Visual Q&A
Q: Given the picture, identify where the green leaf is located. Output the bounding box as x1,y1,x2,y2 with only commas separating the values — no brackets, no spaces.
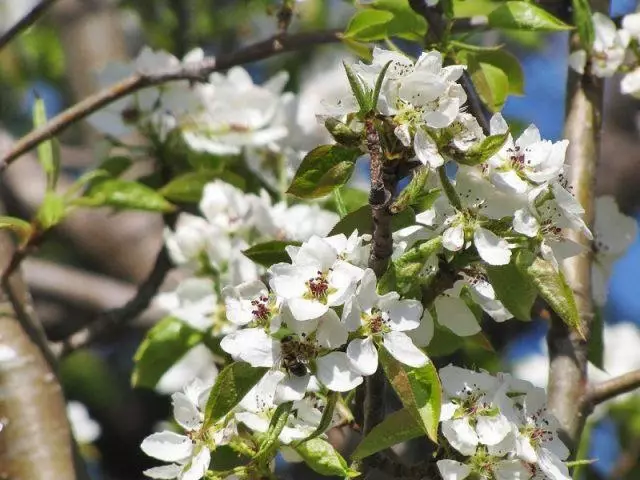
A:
160,170,220,203
325,187,369,214
519,252,583,337
295,391,339,445
390,166,430,214
324,118,361,148
461,49,524,96
96,155,133,178
379,237,442,296
486,251,537,321
488,2,573,32
344,9,394,42
329,204,415,237
0,216,33,246
33,96,60,190
427,322,465,357
352,408,424,460
78,179,176,212
342,62,370,113
132,317,204,389
242,240,300,268
572,0,594,50
287,145,360,199
588,307,604,369
459,132,510,165
36,192,67,229
341,37,373,62
465,54,510,112
452,0,501,17
294,438,357,477
256,402,293,460
371,60,392,112
379,348,441,443
370,0,428,41
204,362,268,428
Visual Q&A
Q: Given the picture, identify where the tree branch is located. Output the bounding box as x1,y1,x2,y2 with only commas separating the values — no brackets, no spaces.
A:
0,29,342,172
546,0,609,446
0,0,60,52
586,370,640,406
52,244,172,356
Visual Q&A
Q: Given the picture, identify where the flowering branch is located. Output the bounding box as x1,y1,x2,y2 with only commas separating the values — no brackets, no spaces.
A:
0,0,60,52
586,369,640,406
0,29,342,172
546,0,609,445
53,244,172,357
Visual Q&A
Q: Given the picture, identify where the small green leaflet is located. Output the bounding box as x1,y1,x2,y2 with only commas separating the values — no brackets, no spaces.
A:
572,0,595,50
36,192,67,230
293,391,339,445
294,438,358,477
379,347,441,443
242,240,300,268
204,362,268,428
160,170,222,203
329,204,415,237
77,179,176,212
32,95,61,191
352,408,424,460
0,216,33,246
486,251,537,321
390,166,430,214
488,1,573,32
255,402,293,461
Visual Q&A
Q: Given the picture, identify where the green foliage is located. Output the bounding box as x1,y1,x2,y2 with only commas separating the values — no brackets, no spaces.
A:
204,362,268,428
329,204,415,237
76,179,176,212
287,145,360,198
160,170,227,203
36,192,67,230
488,2,573,32
464,54,510,112
294,438,358,477
572,0,595,50
379,347,441,443
242,240,301,267
294,391,339,445
352,408,424,460
486,251,538,321
458,132,510,165
452,0,501,17
324,118,362,148
32,96,61,191
256,402,293,461
132,317,204,389
390,167,430,214
344,0,427,42
518,252,582,336
345,9,395,41
0,216,33,246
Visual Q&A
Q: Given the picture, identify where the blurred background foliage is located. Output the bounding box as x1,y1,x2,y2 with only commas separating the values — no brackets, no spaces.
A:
0,0,639,479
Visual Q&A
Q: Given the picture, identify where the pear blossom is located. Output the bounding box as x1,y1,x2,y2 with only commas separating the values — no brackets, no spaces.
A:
569,12,630,77
437,458,533,480
67,401,101,444
343,269,427,373
486,115,568,196
269,236,363,321
591,196,637,306
439,365,514,456
155,278,220,332
164,213,220,269
156,344,219,395
199,180,257,234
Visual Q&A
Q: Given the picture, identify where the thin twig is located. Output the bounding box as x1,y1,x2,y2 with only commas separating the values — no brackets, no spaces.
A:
0,0,60,52
586,370,640,406
53,244,173,356
0,29,343,172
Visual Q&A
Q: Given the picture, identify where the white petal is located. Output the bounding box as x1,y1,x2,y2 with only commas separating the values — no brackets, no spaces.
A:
387,298,423,331
346,337,379,376
316,309,348,348
443,224,465,252
407,309,435,347
435,295,481,336
474,227,511,265
316,352,363,392
144,465,181,479
181,446,210,480
141,432,193,462
513,209,539,237
171,393,201,431
437,460,472,480
220,329,277,368
489,113,509,135
287,297,328,321
235,412,270,433
515,433,538,463
491,170,529,195
356,269,380,312
342,298,364,332
442,418,479,455
494,460,532,480
414,128,444,168
476,413,511,446
394,124,412,147
275,375,310,403
538,447,571,480
568,50,586,74
382,331,428,368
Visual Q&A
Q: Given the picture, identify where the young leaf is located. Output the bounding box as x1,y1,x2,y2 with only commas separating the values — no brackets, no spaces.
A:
390,167,430,214
132,317,204,389
294,391,339,445
96,155,133,178
36,192,67,230
32,96,61,190
572,0,595,50
465,54,510,112
287,145,360,199
294,438,358,477
204,362,268,428
352,408,424,460
519,253,582,337
256,402,293,460
160,170,221,203
486,251,537,321
461,132,510,165
379,347,441,443
242,240,301,267
324,118,361,148
458,49,525,96
488,2,573,32
371,60,392,112
77,179,176,212
344,9,394,42
342,62,370,113
0,216,33,246
370,0,427,41
329,204,415,237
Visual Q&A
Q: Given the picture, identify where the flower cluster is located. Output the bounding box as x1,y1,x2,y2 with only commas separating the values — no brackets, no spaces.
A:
569,11,640,98
437,366,571,480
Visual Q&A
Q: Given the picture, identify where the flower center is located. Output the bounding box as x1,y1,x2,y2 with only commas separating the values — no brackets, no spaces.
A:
305,271,330,301
508,145,528,171
363,308,391,336
251,295,271,322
